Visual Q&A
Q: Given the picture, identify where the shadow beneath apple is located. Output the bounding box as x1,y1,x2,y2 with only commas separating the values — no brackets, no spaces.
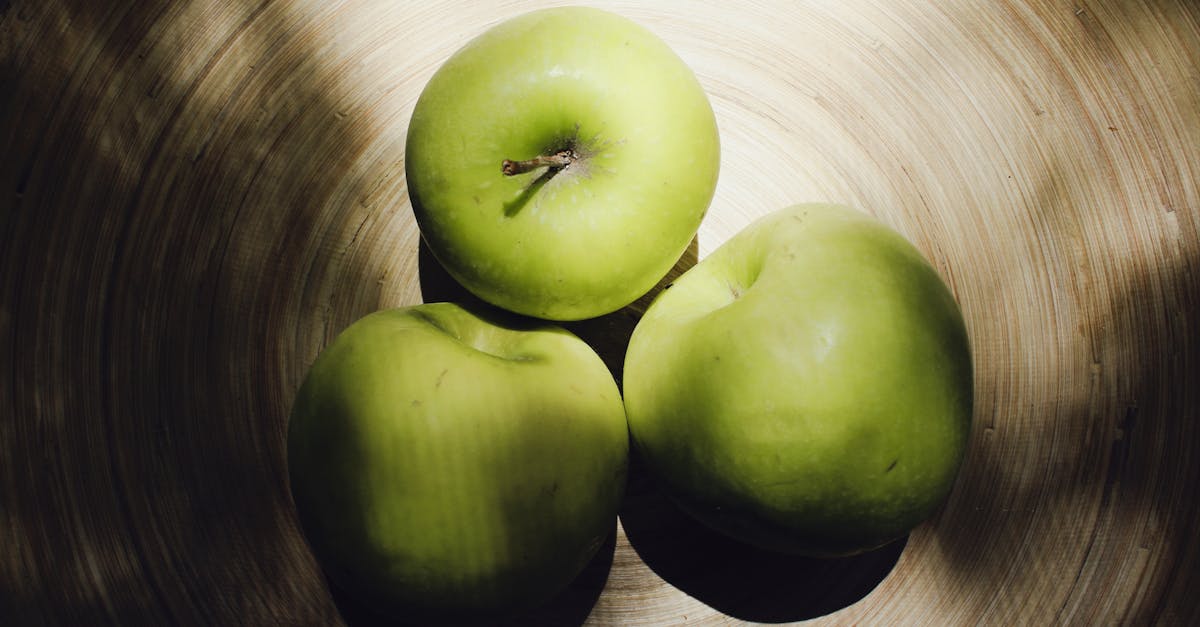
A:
418,236,700,390
417,239,497,312
562,236,697,389
505,528,619,627
619,453,906,623
325,524,618,627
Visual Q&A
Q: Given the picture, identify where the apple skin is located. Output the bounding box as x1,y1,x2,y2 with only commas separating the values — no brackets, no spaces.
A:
406,7,719,321
287,303,629,621
623,204,973,557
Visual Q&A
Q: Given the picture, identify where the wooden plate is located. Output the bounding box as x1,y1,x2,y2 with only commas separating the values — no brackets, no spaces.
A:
3,1,1197,623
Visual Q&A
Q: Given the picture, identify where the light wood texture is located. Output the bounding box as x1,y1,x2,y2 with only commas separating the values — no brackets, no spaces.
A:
3,1,1198,624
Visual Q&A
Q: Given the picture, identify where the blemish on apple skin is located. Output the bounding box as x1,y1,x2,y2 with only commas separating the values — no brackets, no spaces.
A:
435,369,449,388
886,459,899,473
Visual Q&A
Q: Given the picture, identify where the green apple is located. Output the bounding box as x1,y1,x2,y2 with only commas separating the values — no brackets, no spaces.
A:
287,303,628,621
406,7,719,321
623,204,973,556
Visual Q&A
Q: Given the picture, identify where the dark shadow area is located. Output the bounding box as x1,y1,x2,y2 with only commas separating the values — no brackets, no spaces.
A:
417,239,494,312
934,237,1200,622
564,236,698,388
928,16,1200,616
419,236,700,389
0,0,406,624
509,529,617,627
618,452,905,623
326,526,618,627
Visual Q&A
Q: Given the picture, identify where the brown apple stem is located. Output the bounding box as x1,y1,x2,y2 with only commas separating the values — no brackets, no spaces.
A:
502,150,575,176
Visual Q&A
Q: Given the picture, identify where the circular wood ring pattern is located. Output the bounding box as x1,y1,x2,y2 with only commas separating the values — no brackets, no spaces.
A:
3,1,1198,624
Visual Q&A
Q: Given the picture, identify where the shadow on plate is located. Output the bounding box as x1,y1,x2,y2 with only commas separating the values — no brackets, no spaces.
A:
326,526,618,627
619,453,906,623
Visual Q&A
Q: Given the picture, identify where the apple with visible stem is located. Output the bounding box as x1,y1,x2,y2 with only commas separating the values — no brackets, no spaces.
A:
623,204,973,556
406,6,719,321
287,303,629,621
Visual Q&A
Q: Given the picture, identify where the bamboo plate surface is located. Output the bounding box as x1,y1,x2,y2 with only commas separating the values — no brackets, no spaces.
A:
3,1,1198,624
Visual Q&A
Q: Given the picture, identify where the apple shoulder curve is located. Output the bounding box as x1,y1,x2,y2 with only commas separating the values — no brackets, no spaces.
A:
406,7,720,321
287,303,629,621
623,203,973,556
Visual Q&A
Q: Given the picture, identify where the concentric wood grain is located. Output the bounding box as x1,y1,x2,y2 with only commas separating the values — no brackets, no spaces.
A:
3,1,1198,624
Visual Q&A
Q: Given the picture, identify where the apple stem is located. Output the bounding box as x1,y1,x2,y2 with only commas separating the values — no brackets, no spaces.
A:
502,150,576,176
